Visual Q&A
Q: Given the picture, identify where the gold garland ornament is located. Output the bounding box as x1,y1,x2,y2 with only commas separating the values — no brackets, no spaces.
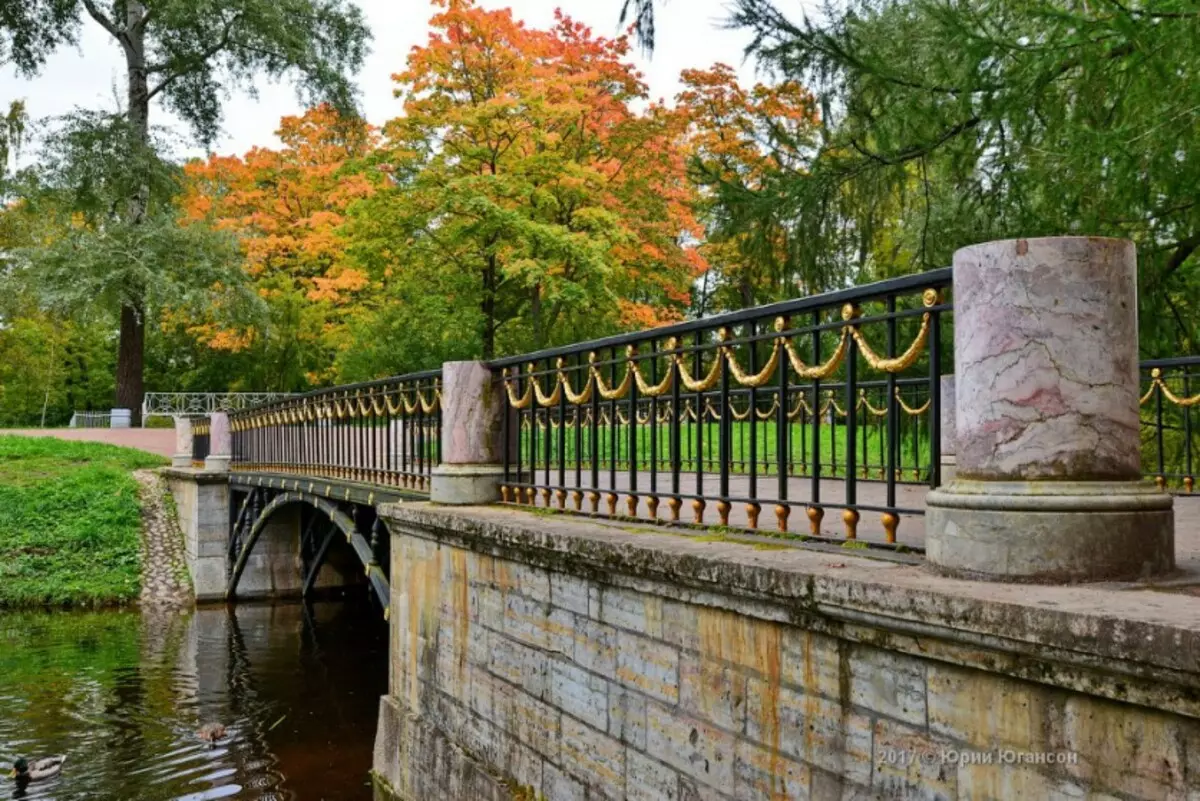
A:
1143,368,1200,407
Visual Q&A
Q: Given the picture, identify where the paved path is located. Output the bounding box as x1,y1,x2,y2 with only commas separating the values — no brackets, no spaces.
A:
0,428,176,458
134,469,193,609
510,468,1200,570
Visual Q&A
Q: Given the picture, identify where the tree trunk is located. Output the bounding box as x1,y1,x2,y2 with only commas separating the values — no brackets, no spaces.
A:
481,255,497,359
116,303,146,425
114,1,150,424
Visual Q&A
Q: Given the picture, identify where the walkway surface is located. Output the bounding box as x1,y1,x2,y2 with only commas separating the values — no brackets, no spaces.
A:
0,428,176,458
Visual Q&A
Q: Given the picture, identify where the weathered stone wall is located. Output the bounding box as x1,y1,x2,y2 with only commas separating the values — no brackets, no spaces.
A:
375,505,1200,801
165,468,230,602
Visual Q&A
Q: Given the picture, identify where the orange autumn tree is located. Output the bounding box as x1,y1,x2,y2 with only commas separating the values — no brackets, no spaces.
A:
179,104,377,388
341,0,705,376
675,64,821,312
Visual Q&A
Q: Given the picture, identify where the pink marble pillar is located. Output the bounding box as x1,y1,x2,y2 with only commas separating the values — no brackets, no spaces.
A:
205,412,232,472
173,417,193,468
955,238,1140,480
431,361,504,504
927,237,1173,582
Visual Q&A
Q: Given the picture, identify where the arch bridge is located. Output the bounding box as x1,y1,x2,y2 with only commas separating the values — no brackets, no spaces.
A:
177,370,442,617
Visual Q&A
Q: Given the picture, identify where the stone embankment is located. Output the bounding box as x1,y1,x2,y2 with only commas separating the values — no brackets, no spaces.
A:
134,469,193,609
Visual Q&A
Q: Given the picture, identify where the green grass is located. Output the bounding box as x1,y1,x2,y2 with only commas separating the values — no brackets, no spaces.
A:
519,420,933,477
0,436,167,608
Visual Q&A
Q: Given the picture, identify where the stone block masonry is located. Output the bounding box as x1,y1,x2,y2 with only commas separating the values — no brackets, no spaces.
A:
373,504,1200,801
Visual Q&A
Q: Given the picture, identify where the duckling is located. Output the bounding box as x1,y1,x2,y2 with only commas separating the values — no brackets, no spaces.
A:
10,756,66,782
197,723,228,746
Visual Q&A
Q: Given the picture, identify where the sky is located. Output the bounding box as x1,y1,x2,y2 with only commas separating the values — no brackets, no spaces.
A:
0,0,770,163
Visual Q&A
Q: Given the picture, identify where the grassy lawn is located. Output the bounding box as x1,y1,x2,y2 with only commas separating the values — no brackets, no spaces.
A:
520,420,935,477
0,436,167,608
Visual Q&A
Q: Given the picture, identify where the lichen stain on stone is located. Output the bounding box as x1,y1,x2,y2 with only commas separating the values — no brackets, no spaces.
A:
403,544,444,714
452,549,470,690
696,608,786,798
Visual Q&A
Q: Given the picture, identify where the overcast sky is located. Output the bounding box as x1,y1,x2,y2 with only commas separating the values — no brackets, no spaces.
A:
0,0,769,162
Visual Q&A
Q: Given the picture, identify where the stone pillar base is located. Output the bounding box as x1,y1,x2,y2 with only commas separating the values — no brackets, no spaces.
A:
926,480,1174,582
939,456,957,485
172,453,192,468
204,455,231,473
430,464,504,505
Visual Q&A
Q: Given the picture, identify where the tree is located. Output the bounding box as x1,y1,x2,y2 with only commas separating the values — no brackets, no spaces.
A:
1,0,369,420
2,112,256,412
348,0,705,369
179,104,377,389
730,0,1200,355
675,63,821,311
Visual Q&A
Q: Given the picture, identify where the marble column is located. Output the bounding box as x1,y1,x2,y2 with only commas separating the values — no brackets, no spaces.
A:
938,375,956,484
926,237,1174,582
204,412,232,473
430,361,505,504
173,417,194,468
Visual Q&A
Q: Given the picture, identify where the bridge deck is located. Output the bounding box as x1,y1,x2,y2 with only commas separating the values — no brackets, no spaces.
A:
233,467,1200,574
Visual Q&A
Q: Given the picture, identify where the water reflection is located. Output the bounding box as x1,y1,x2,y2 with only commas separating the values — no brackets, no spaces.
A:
0,599,387,801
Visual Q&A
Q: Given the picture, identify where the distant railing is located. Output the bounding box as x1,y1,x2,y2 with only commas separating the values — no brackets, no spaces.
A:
494,270,953,546
69,411,113,428
227,371,442,490
142,392,295,425
193,417,211,467
1141,357,1200,491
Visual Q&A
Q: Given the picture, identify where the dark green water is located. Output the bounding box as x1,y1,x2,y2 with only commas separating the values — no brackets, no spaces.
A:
0,600,387,801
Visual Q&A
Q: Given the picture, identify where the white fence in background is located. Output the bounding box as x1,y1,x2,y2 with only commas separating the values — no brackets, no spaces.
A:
69,411,114,428
141,393,295,425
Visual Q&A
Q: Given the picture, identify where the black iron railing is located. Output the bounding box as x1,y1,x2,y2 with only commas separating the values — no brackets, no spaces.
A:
228,370,442,490
192,417,211,467
494,269,953,547
1141,357,1200,492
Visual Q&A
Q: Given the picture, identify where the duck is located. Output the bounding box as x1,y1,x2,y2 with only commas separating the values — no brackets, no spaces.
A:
10,756,66,782
197,723,228,746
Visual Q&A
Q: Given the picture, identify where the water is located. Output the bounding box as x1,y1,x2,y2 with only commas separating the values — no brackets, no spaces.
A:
0,600,388,801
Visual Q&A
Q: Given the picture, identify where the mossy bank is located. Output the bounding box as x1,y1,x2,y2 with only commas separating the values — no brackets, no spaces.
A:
0,436,166,607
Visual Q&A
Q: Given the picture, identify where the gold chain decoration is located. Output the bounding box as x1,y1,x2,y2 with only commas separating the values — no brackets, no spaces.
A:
848,289,939,372
502,288,940,413
894,388,931,415
1143,368,1200,407
858,390,890,417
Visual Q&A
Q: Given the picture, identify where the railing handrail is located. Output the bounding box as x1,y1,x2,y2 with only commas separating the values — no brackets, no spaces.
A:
490,267,954,369
226,369,444,418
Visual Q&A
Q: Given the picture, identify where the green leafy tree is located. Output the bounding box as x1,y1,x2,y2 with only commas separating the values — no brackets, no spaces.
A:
1,0,369,420
730,0,1200,355
2,112,258,418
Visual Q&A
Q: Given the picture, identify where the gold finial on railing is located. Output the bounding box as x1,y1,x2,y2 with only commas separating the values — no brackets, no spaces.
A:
775,504,789,533
745,503,761,530
572,490,583,511
625,495,638,517
1185,477,1194,494
716,500,731,527
588,491,600,514
806,505,823,536
881,512,898,543
646,496,660,520
692,499,706,525
667,496,682,522
843,508,860,540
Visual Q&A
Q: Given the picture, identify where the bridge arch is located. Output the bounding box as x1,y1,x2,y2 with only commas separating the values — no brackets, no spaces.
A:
226,489,390,613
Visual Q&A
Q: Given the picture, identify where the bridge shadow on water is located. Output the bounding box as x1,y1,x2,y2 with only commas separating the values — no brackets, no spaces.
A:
0,597,386,801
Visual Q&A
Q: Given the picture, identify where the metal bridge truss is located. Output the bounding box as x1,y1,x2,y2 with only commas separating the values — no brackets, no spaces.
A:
225,474,398,615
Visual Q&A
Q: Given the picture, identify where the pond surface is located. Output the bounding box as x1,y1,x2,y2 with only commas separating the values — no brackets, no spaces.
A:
0,600,387,801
